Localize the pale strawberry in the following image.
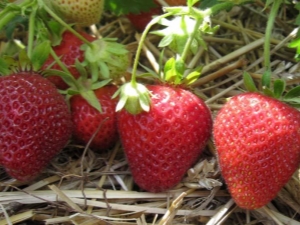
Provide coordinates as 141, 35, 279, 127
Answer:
45, 0, 104, 27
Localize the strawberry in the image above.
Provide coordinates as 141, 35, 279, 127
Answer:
70, 85, 119, 151
117, 85, 212, 192
126, 6, 162, 32
0, 72, 73, 181
213, 92, 300, 209
42, 30, 96, 90
45, 0, 104, 27
162, 0, 188, 6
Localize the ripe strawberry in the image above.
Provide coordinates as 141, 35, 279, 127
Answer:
0, 72, 73, 181
70, 85, 119, 151
213, 92, 300, 209
126, 6, 162, 32
42, 30, 96, 90
163, 0, 188, 6
45, 0, 104, 27
117, 85, 212, 192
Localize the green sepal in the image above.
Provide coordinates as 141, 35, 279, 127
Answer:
81, 90, 102, 113
273, 79, 285, 99
43, 69, 77, 87
283, 86, 300, 100
262, 86, 275, 98
243, 71, 258, 92
114, 82, 151, 115
31, 40, 50, 71
91, 79, 112, 90
18, 49, 32, 71
282, 85, 300, 107
0, 57, 10, 75
182, 66, 202, 85
164, 57, 185, 84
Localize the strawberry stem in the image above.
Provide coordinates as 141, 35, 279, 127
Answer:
131, 11, 174, 84
38, 0, 93, 48
27, 6, 37, 60
262, 0, 283, 88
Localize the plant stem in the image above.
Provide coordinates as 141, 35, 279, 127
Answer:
262, 0, 282, 87
130, 12, 174, 85
38, 0, 93, 48
27, 7, 37, 60
180, 17, 203, 62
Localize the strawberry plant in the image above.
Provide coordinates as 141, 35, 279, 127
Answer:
112, 0, 235, 192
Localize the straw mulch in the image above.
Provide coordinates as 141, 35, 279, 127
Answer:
0, 1, 300, 225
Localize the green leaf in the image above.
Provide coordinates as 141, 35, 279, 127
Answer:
183, 70, 201, 85
262, 86, 275, 98
31, 40, 50, 71
273, 79, 285, 99
243, 71, 258, 92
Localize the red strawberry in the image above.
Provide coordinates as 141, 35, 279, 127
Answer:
0, 72, 73, 181
70, 85, 119, 151
43, 30, 96, 90
126, 6, 162, 32
213, 92, 300, 209
117, 85, 212, 192
160, 0, 188, 6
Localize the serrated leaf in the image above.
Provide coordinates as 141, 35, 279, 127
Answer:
31, 40, 50, 71
273, 79, 285, 99
243, 71, 258, 92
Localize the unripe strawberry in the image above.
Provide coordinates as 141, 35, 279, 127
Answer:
45, 0, 104, 27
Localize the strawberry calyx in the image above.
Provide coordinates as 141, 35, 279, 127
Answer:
114, 81, 151, 115
243, 71, 300, 108
81, 38, 130, 81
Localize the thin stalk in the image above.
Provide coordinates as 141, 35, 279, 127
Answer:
49, 47, 80, 90
27, 7, 37, 59
180, 17, 203, 62
130, 12, 174, 85
262, 0, 282, 87
39, 0, 93, 48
